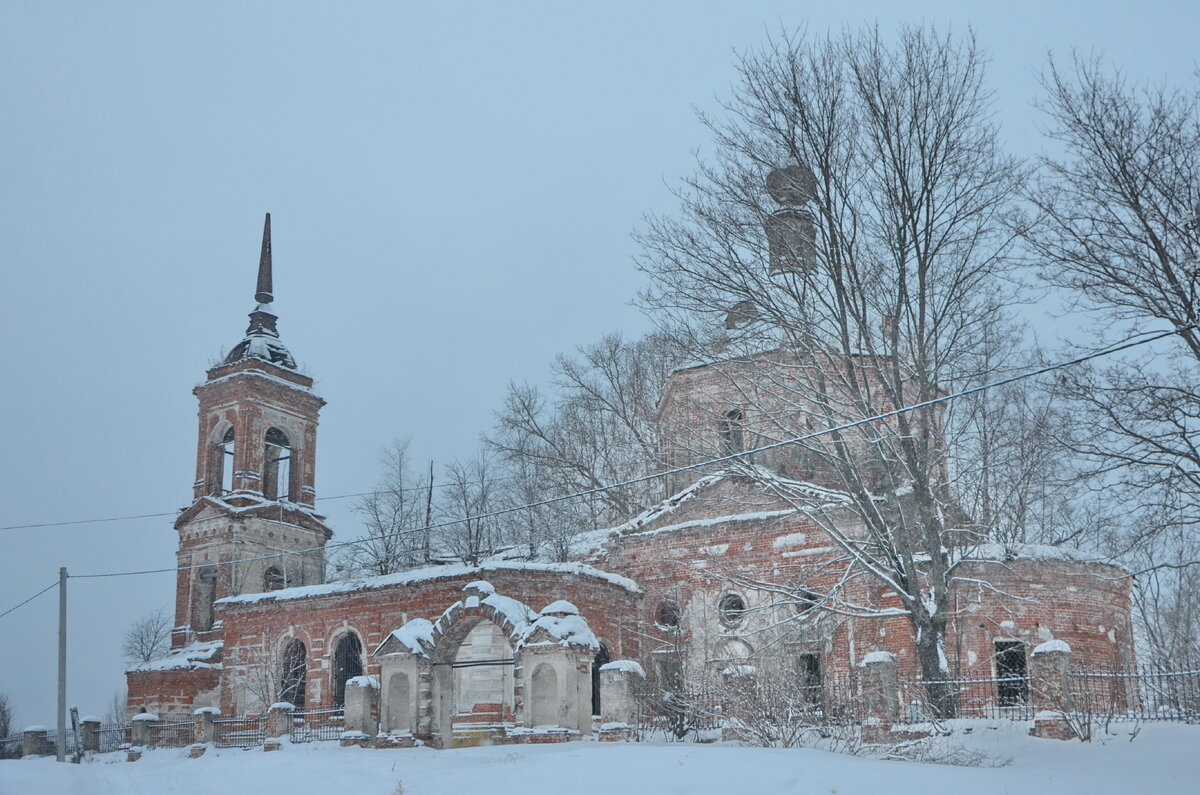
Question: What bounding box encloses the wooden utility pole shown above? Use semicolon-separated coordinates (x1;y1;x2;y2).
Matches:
57;567;66;762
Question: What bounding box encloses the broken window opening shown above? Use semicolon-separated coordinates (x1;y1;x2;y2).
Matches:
591;643;610;717
796;652;822;707
332;633;364;708
194;565;218;632
994;640;1029;705
657;600;681;628
718;593;747;626
263;565;285;592
720;409;746;455
217;426;235;495
279;639;307;708
263;427;292;501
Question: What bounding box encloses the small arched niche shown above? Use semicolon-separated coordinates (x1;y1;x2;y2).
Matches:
530;662;559;728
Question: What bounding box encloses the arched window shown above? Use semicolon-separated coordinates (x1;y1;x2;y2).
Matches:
332;634;363;708
591;643;610;717
263;566;285;591
721;409;745;454
264;427;292;501
657;600;681;628
279;639;307;707
719;593;746;626
215;426;235;495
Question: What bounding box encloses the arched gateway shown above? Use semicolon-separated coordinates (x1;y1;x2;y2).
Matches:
373;581;600;747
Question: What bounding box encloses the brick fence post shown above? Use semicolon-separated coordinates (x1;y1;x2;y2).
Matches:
130;713;158;747
22;727;51;757
193;707;220;744
1030;640;1075;740
266;702;294;740
80;718;101;753
859;651;899;724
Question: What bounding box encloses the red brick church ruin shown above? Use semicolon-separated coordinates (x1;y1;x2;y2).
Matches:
126;215;1136;746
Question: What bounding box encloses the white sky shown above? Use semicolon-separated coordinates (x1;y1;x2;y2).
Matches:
0;1;1196;727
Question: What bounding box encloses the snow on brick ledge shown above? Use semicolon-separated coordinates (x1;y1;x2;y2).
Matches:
859;651;896;666
1032;639;1071;655
127;640;222;673
216;561;639;606
599;660;645;677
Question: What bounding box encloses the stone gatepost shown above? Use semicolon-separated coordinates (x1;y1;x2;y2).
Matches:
344;676;380;736
130;713;159;747
80;718;101;753
1030;640;1075;740
193;707;220;744
859;651;899;724
598;660;645;741
22;727;51;757
266;702;295;740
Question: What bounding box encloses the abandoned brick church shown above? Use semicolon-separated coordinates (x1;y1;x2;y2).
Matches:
126;215;1136;745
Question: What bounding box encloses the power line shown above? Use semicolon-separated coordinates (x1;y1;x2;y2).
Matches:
0;477;515;533
0;581;58;621
68;323;1194;582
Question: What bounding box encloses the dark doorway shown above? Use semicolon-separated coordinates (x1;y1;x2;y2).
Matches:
994;641;1028;705
796;652;822;706
333;634;363;707
592;643;610;717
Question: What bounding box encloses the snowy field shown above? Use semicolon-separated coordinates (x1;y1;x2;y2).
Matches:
2;722;1198;795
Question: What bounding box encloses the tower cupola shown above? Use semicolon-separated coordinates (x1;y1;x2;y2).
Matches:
223;213;297;369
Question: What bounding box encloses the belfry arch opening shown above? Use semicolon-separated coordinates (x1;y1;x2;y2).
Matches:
213;425;235;495
263;427;292;501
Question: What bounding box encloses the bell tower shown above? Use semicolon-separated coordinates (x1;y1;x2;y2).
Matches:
172;214;333;648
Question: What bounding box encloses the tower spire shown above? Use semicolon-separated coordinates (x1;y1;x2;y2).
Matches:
221;213;297;369
255;212;273;304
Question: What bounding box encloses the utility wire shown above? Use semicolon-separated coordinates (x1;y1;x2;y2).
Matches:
0;478;516;533
0;581;59;621
68;322;1195;582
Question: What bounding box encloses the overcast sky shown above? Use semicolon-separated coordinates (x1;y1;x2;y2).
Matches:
1;1;1195;727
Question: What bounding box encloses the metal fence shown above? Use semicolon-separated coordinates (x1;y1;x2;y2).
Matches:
213;716;266;748
96;725;129;753
897;673;1036;721
154;720;194;748
289;707;345;743
1066;665;1200;722
0;734;21;759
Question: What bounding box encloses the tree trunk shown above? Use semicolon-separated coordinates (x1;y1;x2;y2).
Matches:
911;614;956;718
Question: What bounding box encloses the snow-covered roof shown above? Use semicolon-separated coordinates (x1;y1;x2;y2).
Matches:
526;612;598;650
217;560;639;607
1032;639;1071;656
375;618;436;657
961;542;1120;569
599;660;645;677
859;650;896;666
127;640;222;673
540;600;579;616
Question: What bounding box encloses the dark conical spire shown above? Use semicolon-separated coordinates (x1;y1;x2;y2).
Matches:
255;212;273;304
222;213;296;369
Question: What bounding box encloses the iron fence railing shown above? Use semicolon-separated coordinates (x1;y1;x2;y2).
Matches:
289;707;345;743
0;734;21;759
213;716;266;748
1066;665;1200;722
96;725;129;753
153;720;193;748
898;674;1036;721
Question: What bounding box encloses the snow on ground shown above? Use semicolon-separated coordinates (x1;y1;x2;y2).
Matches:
3;722;1198;795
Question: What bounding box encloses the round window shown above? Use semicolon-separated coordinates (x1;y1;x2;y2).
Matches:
719;593;746;625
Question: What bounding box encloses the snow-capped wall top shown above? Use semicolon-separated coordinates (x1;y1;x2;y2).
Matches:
526;612;598;650
131;713;160;722
127;641;222;673
962;542;1116;568
465;580;495;596
1032;639;1072;656
375;618;436;657
860;651;896;666
540;600;579;616
721;665;757;677
346;676;379;689
599;660;646;677
217;561;638;608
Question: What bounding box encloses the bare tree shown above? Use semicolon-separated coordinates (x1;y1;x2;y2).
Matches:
438;448;505;565
488;332;684;540
122;608;172;663
104;689;127;727
336;439;433;577
0;692;15;758
637;26;1022;715
1023;55;1200;653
